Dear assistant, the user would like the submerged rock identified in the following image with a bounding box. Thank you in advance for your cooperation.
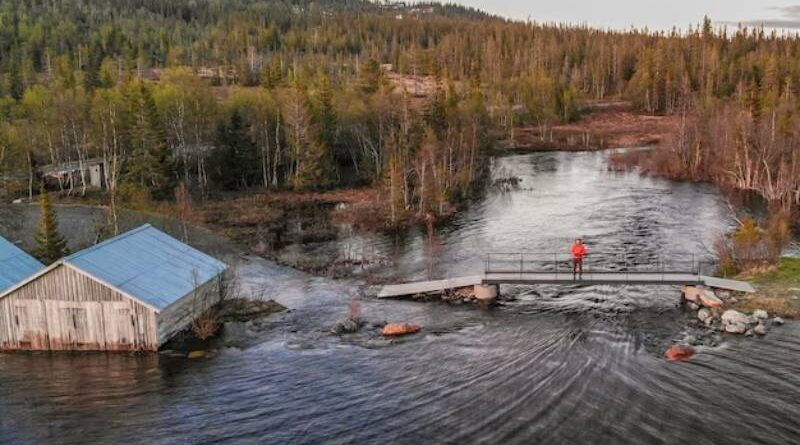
[665,345,696,362]
[331,318,363,335]
[187,351,207,359]
[217,298,286,323]
[383,323,422,337]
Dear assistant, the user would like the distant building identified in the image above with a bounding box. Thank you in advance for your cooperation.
[411,7,435,15]
[0,225,228,352]
[39,158,105,189]
[0,237,44,294]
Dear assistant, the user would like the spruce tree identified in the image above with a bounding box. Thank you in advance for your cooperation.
[211,109,258,190]
[34,188,69,264]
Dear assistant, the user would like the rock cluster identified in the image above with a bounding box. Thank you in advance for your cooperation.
[681,286,785,339]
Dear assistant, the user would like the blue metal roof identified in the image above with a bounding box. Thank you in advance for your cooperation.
[0,237,44,294]
[65,225,227,310]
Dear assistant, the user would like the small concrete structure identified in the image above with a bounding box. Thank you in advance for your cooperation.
[474,284,499,303]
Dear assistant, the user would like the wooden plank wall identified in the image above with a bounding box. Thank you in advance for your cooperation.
[0,265,159,351]
[157,277,223,345]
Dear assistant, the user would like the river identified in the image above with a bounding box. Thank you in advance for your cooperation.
[1,151,799,444]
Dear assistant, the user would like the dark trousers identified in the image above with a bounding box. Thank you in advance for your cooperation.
[572,258,583,278]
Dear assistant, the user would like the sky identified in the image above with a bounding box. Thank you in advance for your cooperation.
[445,1,800,32]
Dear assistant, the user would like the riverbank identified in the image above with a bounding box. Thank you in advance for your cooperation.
[496,102,679,152]
[731,258,800,318]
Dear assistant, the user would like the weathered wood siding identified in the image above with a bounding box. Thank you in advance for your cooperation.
[157,277,223,345]
[0,265,158,351]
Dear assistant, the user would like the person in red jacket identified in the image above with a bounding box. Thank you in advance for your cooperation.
[571,238,587,280]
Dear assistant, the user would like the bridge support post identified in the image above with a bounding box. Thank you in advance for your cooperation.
[475,284,499,303]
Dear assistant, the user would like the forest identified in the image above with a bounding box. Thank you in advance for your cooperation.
[0,0,798,232]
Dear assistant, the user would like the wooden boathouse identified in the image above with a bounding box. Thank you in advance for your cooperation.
[0,225,228,352]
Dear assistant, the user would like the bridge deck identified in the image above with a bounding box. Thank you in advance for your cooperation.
[377,272,755,298]
[377,275,484,299]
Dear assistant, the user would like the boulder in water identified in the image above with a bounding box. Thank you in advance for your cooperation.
[383,323,422,337]
[752,309,769,320]
[722,309,750,334]
[725,323,747,334]
[754,324,768,336]
[722,309,750,326]
[697,308,712,322]
[773,317,785,326]
[665,345,696,362]
[331,318,363,335]
[699,290,723,308]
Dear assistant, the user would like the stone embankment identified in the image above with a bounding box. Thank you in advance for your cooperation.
[681,285,784,337]
[667,285,787,362]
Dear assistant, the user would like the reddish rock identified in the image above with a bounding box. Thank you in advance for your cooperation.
[665,345,696,362]
[382,323,422,337]
[682,286,702,303]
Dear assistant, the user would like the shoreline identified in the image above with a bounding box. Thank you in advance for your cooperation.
[731,257,800,319]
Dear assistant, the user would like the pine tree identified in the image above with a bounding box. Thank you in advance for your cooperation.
[358,58,382,94]
[34,188,69,264]
[210,109,259,190]
[125,80,173,199]
[312,71,337,149]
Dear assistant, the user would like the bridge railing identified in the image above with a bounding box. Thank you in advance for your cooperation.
[485,252,715,277]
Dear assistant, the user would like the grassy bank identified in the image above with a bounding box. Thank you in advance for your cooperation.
[733,258,800,318]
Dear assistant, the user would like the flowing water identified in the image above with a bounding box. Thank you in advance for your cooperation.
[2,151,799,445]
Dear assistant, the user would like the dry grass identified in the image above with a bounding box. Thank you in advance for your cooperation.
[730,296,800,319]
[731,258,800,319]
[512,101,679,151]
[191,310,221,340]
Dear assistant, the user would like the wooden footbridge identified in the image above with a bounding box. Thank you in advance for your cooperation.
[377,252,755,298]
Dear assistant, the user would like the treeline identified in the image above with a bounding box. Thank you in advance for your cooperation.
[1,1,800,226]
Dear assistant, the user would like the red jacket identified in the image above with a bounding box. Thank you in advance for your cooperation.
[571,244,587,260]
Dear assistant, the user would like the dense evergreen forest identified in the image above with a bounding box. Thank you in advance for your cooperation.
[0,0,798,229]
